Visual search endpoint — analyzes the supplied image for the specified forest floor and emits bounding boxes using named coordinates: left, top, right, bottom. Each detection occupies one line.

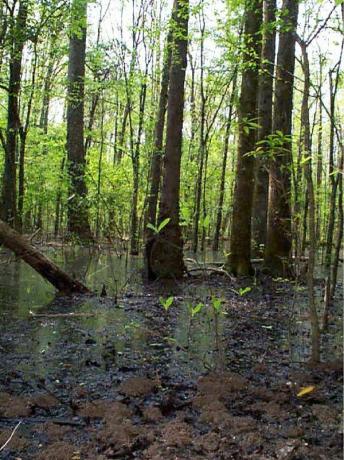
left=0, top=266, right=342, bottom=459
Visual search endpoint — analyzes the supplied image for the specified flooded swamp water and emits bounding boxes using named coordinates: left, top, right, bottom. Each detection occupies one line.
left=0, top=247, right=342, bottom=459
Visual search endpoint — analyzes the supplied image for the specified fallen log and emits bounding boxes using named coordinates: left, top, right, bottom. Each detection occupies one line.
left=0, top=219, right=90, bottom=294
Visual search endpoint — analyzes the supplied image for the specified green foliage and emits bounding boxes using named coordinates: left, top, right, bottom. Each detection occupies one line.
left=159, top=296, right=174, bottom=311
left=147, top=218, right=171, bottom=234
left=189, top=302, right=204, bottom=318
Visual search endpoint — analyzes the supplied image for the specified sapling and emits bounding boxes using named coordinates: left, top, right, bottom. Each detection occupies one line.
left=159, top=296, right=174, bottom=311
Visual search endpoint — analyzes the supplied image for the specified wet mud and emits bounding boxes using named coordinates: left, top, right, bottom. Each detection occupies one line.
left=0, top=249, right=342, bottom=459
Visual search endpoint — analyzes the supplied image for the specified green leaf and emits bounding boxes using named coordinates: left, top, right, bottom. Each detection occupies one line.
left=212, top=297, right=222, bottom=312
left=147, top=223, right=158, bottom=233
left=191, top=302, right=204, bottom=317
left=159, top=296, right=174, bottom=311
left=238, top=287, right=252, bottom=296
left=157, top=217, right=171, bottom=232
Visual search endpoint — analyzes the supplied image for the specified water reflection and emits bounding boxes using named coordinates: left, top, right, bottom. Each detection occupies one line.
left=0, top=247, right=342, bottom=384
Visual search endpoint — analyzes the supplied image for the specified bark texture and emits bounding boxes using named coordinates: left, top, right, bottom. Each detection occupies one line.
left=148, top=0, right=189, bottom=280
left=144, top=28, right=173, bottom=274
left=252, top=0, right=276, bottom=255
left=226, top=0, right=262, bottom=276
left=264, top=0, right=299, bottom=276
left=0, top=0, right=28, bottom=227
left=66, top=0, right=93, bottom=242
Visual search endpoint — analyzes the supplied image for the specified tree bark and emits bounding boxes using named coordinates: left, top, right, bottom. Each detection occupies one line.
left=264, top=0, right=299, bottom=276
left=213, top=74, right=238, bottom=251
left=0, top=219, right=89, bottom=294
left=148, top=0, right=189, bottom=280
left=226, top=0, right=262, bottom=276
left=66, top=0, right=93, bottom=242
left=252, top=0, right=276, bottom=256
left=298, top=39, right=320, bottom=362
left=0, top=0, right=28, bottom=227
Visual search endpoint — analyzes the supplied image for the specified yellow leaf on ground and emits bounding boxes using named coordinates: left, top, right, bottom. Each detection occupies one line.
left=297, top=386, right=315, bottom=397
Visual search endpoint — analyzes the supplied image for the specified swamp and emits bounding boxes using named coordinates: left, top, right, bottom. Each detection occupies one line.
left=0, top=0, right=343, bottom=458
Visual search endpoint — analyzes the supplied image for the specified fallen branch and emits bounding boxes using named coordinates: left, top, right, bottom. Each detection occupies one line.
left=0, top=420, right=22, bottom=452
left=187, top=266, right=235, bottom=281
left=0, top=417, right=85, bottom=427
left=29, top=311, right=95, bottom=318
left=0, top=219, right=90, bottom=294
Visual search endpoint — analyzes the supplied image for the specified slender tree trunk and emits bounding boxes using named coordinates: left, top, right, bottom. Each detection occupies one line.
left=66, top=0, right=93, bottom=242
left=226, top=0, right=262, bottom=276
left=213, top=79, right=237, bottom=251
left=252, top=0, right=276, bottom=255
left=1, top=0, right=28, bottom=227
left=330, top=150, right=343, bottom=300
left=315, top=58, right=324, bottom=241
left=130, top=81, right=147, bottom=255
left=264, top=0, right=299, bottom=276
left=17, top=44, right=38, bottom=232
left=298, top=39, right=320, bottom=362
left=54, top=156, right=66, bottom=238
left=148, top=0, right=189, bottom=280
left=322, top=51, right=343, bottom=328
left=95, top=97, right=105, bottom=240
left=192, top=16, right=206, bottom=253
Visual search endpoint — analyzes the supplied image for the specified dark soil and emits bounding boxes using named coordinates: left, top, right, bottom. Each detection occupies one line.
left=0, top=273, right=342, bottom=459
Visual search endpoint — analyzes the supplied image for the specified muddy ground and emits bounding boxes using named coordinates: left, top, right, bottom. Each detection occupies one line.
left=0, top=270, right=342, bottom=459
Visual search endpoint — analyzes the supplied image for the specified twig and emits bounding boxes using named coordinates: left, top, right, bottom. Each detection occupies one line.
left=0, top=420, right=22, bottom=452
left=29, top=311, right=95, bottom=318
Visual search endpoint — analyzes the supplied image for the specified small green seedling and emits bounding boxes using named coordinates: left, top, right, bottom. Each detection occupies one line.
left=190, top=302, right=204, bottom=318
left=147, top=217, right=171, bottom=234
left=211, top=296, right=223, bottom=313
left=237, top=286, right=252, bottom=296
left=159, top=296, right=174, bottom=311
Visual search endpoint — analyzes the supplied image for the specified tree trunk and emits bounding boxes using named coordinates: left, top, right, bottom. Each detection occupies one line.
left=144, top=26, right=173, bottom=237
left=213, top=74, right=237, bottom=251
left=66, top=0, right=93, bottom=242
left=264, top=0, right=299, bottom=276
left=298, top=39, right=320, bottom=362
left=0, top=0, right=28, bottom=227
left=130, top=81, right=147, bottom=255
left=192, top=16, right=206, bottom=254
left=147, top=0, right=189, bottom=280
left=0, top=219, right=89, bottom=294
left=226, top=0, right=262, bottom=276
left=252, top=0, right=276, bottom=256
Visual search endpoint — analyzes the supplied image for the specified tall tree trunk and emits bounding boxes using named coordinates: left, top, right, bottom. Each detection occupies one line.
left=213, top=79, right=237, bottom=251
left=298, top=39, right=320, bottom=362
left=66, top=0, right=93, bottom=242
left=252, top=0, right=276, bottom=256
left=315, top=58, right=324, bottom=242
left=0, top=0, right=28, bottom=227
left=144, top=27, right=173, bottom=234
left=192, top=16, right=206, bottom=253
left=226, top=0, right=262, bottom=276
left=144, top=27, right=172, bottom=275
left=148, top=0, right=189, bottom=280
left=17, top=44, right=38, bottom=232
left=130, top=81, right=147, bottom=255
left=264, top=0, right=299, bottom=276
